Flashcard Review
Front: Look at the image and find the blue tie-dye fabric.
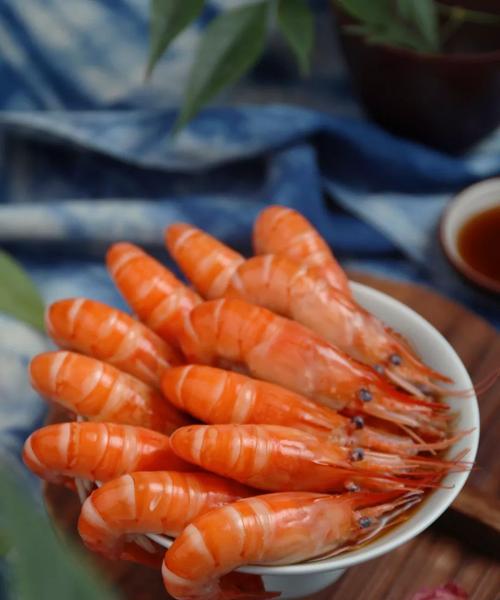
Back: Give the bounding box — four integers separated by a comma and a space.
0, 0, 499, 501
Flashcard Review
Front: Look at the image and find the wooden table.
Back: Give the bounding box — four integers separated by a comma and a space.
45, 275, 500, 600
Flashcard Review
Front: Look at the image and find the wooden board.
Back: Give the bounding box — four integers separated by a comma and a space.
43, 274, 500, 600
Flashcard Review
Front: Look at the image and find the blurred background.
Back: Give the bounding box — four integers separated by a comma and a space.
0, 1, 499, 599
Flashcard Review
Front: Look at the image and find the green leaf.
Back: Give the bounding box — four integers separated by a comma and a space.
146, 0, 205, 77
397, 0, 439, 52
277, 0, 314, 75
0, 251, 44, 331
0, 467, 118, 600
335, 0, 392, 26
438, 3, 500, 25
174, 1, 269, 131
343, 19, 434, 53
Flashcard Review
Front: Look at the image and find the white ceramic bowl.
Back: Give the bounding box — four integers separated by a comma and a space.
152, 282, 480, 599
440, 177, 500, 294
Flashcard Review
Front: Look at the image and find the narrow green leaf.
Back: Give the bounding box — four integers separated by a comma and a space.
175, 2, 269, 132
0, 251, 44, 331
0, 467, 118, 600
438, 3, 500, 25
335, 0, 392, 26
397, 0, 439, 52
146, 0, 205, 77
343, 19, 434, 53
277, 0, 314, 75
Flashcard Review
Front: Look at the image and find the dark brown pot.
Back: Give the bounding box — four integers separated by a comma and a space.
332, 1, 500, 153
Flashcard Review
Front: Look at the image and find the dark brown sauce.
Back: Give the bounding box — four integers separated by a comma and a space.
457, 206, 500, 285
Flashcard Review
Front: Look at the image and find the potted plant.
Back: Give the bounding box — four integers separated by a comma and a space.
148, 0, 500, 152
332, 0, 500, 152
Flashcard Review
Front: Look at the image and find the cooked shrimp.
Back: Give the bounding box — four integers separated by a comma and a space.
166, 223, 450, 396
170, 425, 451, 493
225, 254, 451, 396
166, 220, 450, 396
23, 422, 191, 486
162, 490, 421, 600
162, 365, 455, 455
106, 242, 201, 346
30, 351, 190, 434
178, 298, 448, 437
165, 223, 244, 299
78, 471, 253, 567
45, 298, 181, 387
253, 205, 350, 297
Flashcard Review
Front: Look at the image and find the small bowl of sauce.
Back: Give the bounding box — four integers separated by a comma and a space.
441, 178, 500, 294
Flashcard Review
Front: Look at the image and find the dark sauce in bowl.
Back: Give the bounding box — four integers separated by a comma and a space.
457, 206, 500, 289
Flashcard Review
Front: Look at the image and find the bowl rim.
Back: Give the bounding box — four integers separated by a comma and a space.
238, 281, 480, 576
439, 177, 500, 295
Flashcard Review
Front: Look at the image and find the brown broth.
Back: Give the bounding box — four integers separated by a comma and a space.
457, 206, 500, 285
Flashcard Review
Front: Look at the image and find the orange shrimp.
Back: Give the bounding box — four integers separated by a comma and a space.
165, 223, 244, 299
166, 221, 450, 396
106, 242, 201, 346
225, 254, 451, 396
30, 351, 191, 434
253, 205, 350, 297
177, 298, 448, 437
162, 490, 421, 600
45, 298, 181, 387
78, 471, 253, 568
162, 365, 455, 455
23, 422, 191, 486
169, 425, 451, 493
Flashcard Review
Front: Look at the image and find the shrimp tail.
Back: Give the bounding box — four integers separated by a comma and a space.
220, 573, 280, 600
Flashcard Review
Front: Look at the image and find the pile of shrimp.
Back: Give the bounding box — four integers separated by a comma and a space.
23, 205, 471, 600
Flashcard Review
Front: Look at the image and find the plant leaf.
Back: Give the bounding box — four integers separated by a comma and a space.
0, 251, 44, 331
437, 3, 500, 25
397, 0, 439, 52
277, 0, 314, 75
0, 467, 118, 600
335, 0, 392, 26
146, 0, 205, 77
343, 20, 434, 53
174, 1, 269, 132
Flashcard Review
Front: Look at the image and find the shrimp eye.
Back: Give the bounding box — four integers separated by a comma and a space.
374, 364, 385, 374
351, 416, 365, 429
389, 353, 402, 366
351, 448, 364, 462
359, 517, 372, 528
357, 388, 372, 403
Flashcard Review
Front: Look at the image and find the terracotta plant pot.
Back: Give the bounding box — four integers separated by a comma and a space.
332, 1, 500, 153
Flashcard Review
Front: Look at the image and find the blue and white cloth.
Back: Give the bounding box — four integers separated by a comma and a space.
0, 0, 499, 492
